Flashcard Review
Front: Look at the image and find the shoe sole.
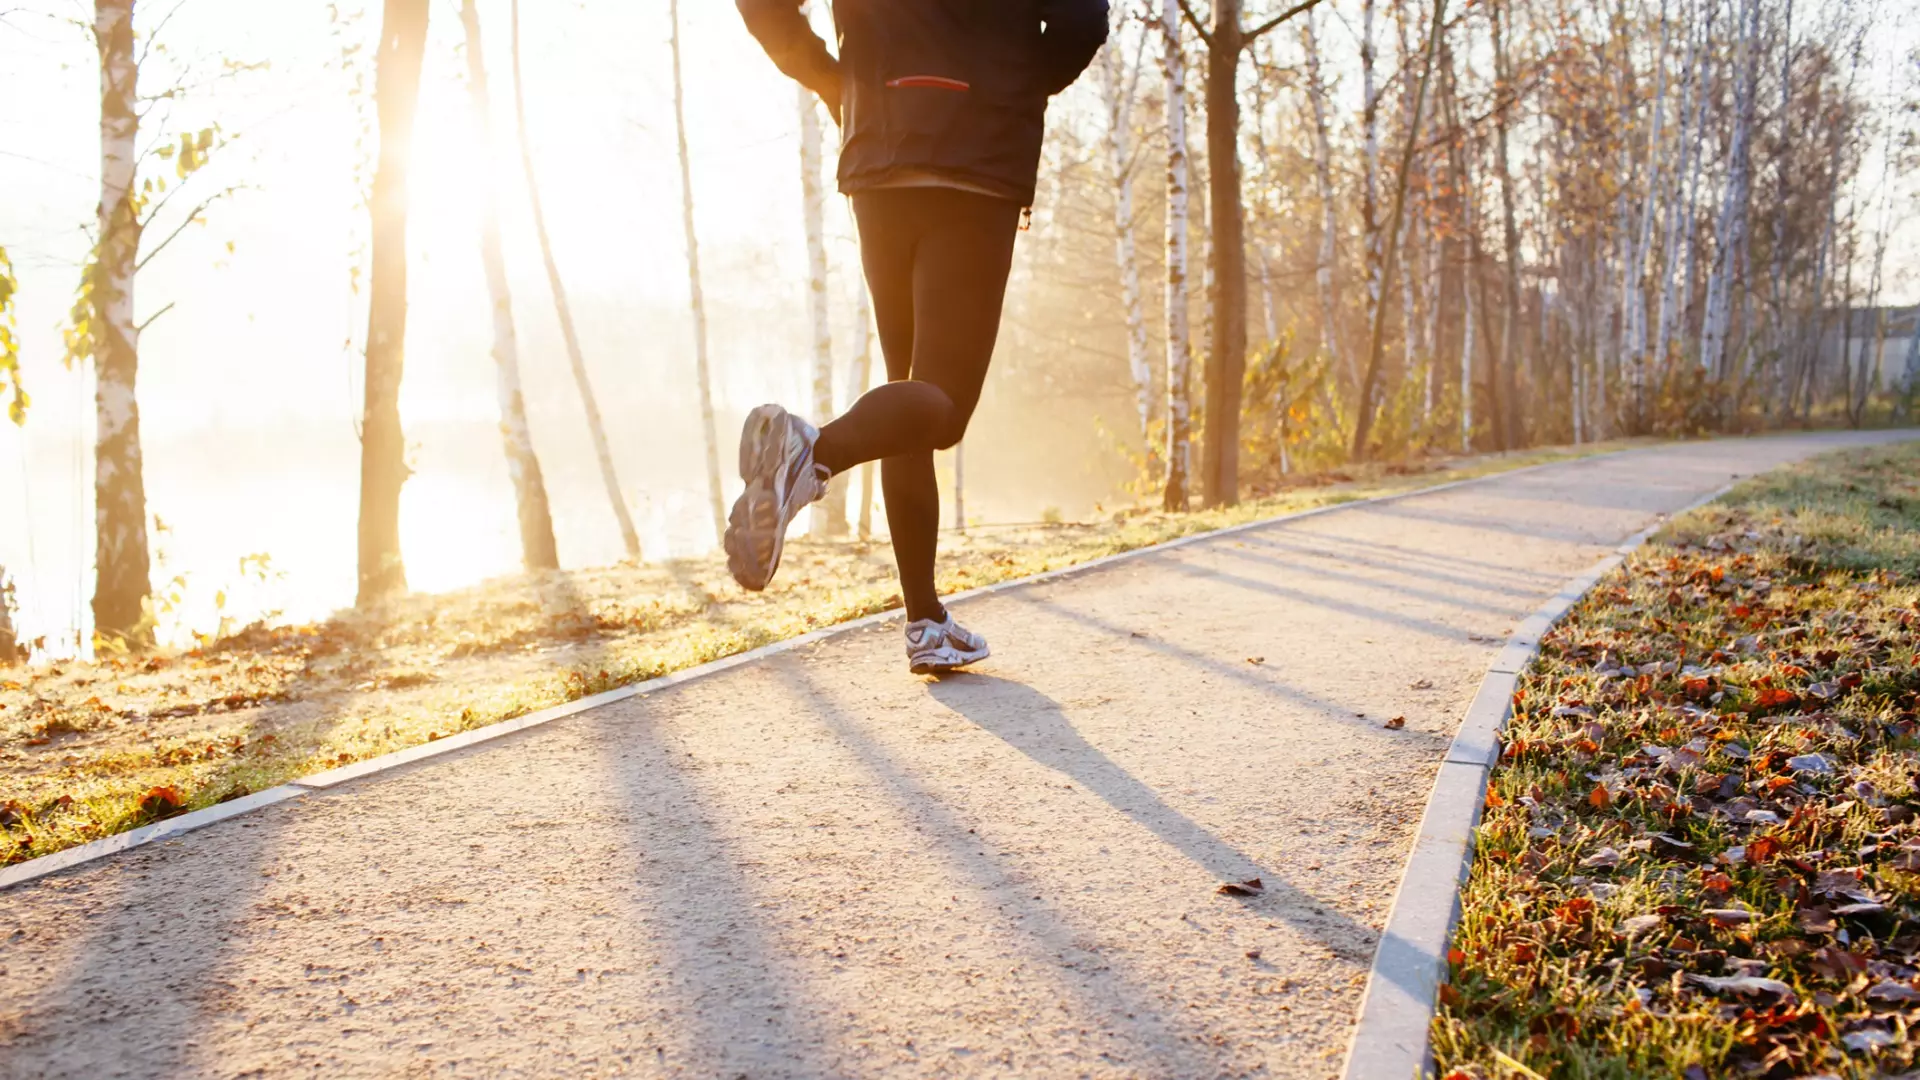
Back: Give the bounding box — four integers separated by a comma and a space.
909, 641, 991, 676
724, 404, 795, 592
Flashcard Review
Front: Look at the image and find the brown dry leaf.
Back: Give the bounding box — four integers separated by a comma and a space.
1588, 783, 1611, 809
1246, 656, 1266, 666
1580, 846, 1624, 869
1217, 878, 1265, 897
1795, 907, 1837, 934
1385, 716, 1406, 730
1705, 908, 1755, 927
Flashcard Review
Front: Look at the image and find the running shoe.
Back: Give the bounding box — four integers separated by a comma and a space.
725, 404, 829, 591
905, 614, 991, 675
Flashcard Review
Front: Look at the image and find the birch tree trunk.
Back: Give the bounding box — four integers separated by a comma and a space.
850, 274, 876, 539
90, 0, 152, 642
798, 83, 844, 536
1449, 54, 1480, 453
1301, 13, 1349, 386
1653, 0, 1704, 378
1623, 0, 1671, 432
1097, 32, 1154, 445
1490, 0, 1524, 449
1351, 0, 1449, 459
1901, 305, 1920, 419
356, 0, 430, 607
951, 443, 966, 534
1700, 0, 1760, 384
671, 0, 726, 544
1766, 0, 1793, 414
1160, 0, 1193, 512
1360, 0, 1384, 401
511, 0, 642, 560
460, 0, 558, 572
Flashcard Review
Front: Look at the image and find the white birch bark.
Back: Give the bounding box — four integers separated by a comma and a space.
511, 0, 642, 559
1653, 0, 1703, 374
850, 274, 875, 539
91, 0, 152, 642
461, 0, 557, 571
1902, 305, 1920, 417
1623, 0, 1671, 427
1097, 29, 1154, 445
670, 0, 725, 544
1160, 0, 1193, 511
1361, 0, 1384, 386
1457, 133, 1480, 453
1700, 0, 1760, 381
951, 443, 966, 534
1301, 13, 1348, 385
798, 81, 843, 536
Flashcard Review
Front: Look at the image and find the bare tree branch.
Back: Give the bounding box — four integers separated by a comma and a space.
1243, 0, 1331, 46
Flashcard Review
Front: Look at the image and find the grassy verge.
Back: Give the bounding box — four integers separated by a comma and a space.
0, 439, 1642, 868
1434, 441, 1920, 1079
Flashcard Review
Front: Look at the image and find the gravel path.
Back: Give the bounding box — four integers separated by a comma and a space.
2, 433, 1911, 1080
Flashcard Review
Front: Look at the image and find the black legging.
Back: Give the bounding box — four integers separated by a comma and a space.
811, 187, 1022, 624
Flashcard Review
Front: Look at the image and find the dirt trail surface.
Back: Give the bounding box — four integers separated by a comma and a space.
2, 433, 1912, 1080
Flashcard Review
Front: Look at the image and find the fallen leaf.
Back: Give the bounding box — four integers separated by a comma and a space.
1620, 914, 1664, 937
1841, 1028, 1894, 1053
138, 786, 184, 817
1246, 656, 1266, 665
1705, 908, 1755, 927
1833, 902, 1887, 917
1687, 974, 1797, 1002
1786, 753, 1835, 774
1217, 878, 1264, 897
1865, 981, 1920, 1003
1588, 783, 1611, 809
1384, 716, 1406, 730
1795, 907, 1837, 933
1580, 846, 1624, 869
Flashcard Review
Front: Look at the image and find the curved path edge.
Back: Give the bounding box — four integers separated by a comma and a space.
0, 450, 1624, 895
1338, 480, 1738, 1080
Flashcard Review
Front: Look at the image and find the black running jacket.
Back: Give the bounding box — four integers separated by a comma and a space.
737, 0, 1109, 206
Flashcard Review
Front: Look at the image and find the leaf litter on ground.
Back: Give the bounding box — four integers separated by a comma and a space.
1432, 442, 1920, 1080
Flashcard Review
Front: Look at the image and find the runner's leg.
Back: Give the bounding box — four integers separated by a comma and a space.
816, 188, 1019, 622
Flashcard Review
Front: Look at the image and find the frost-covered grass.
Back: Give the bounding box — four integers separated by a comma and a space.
1434, 441, 1920, 1078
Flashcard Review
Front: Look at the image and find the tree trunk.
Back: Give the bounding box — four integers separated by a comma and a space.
798, 81, 845, 536
1653, 0, 1705, 381
1490, 0, 1523, 449
850, 274, 876, 539
1901, 305, 1920, 420
1360, 0, 1384, 405
1623, 0, 1670, 432
670, 0, 726, 545
1700, 0, 1760, 386
511, 0, 642, 560
1448, 52, 1479, 454
1160, 0, 1193, 512
1201, 0, 1246, 508
1766, 0, 1794, 416
1351, 0, 1448, 460
951, 443, 966, 534
460, 0, 558, 573
1300, 13, 1349, 387
1097, 31, 1154, 446
356, 0, 429, 607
